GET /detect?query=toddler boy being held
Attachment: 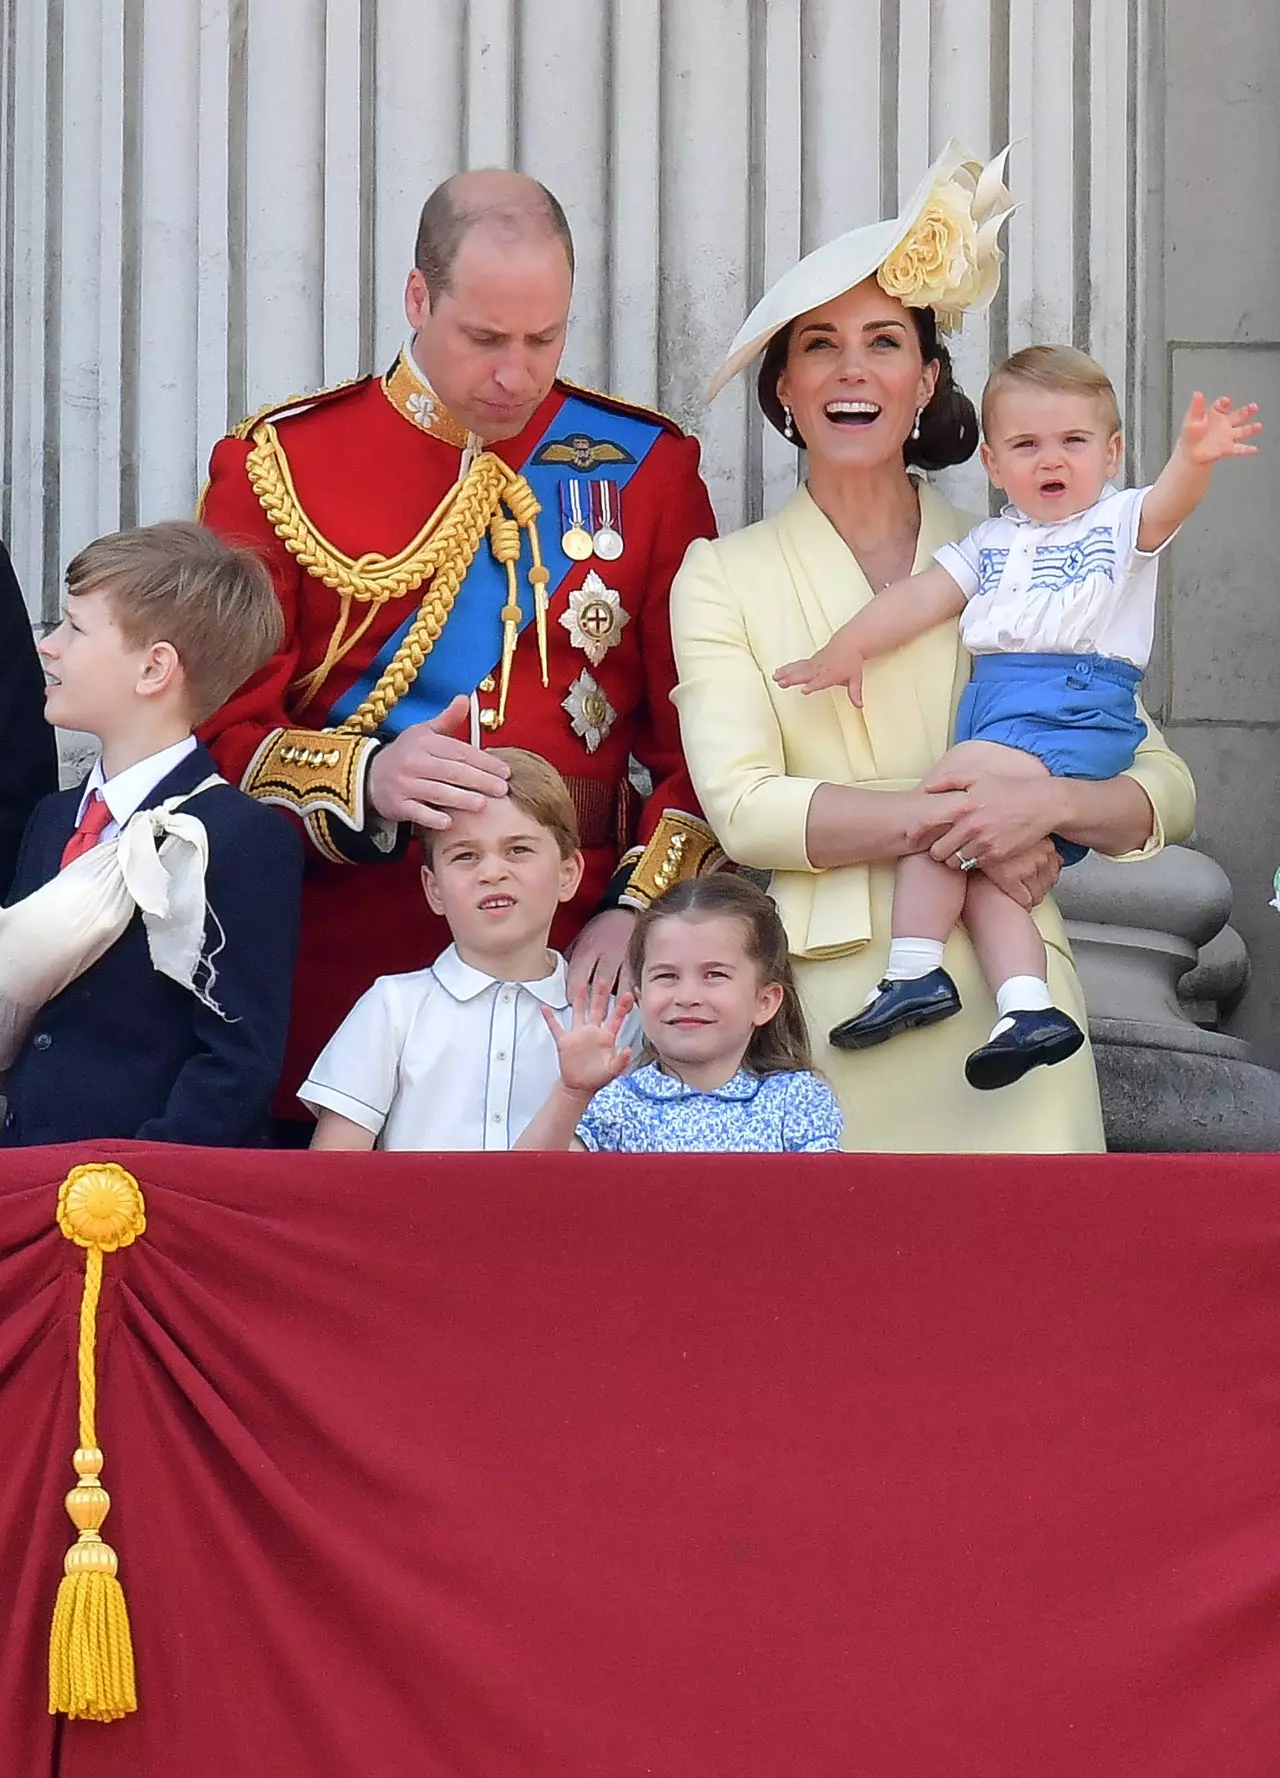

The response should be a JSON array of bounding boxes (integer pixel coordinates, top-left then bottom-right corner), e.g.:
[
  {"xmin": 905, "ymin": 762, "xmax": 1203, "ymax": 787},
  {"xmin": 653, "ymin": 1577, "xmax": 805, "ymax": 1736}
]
[
  {"xmin": 2, "ymin": 522, "xmax": 302, "ymax": 1145},
  {"xmin": 777, "ymin": 346, "xmax": 1257, "ymax": 1089},
  {"xmin": 303, "ymin": 750, "xmax": 590, "ymax": 1151}
]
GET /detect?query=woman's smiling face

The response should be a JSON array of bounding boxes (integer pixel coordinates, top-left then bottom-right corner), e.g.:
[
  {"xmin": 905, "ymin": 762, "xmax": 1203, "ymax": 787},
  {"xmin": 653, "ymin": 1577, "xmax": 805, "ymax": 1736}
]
[{"xmin": 775, "ymin": 278, "xmax": 938, "ymax": 468}]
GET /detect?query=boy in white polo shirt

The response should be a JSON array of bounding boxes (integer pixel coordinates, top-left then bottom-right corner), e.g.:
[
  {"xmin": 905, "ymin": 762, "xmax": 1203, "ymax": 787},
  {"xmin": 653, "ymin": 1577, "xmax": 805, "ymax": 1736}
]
[
  {"xmin": 302, "ymin": 749, "xmax": 585, "ymax": 1150},
  {"xmin": 776, "ymin": 345, "xmax": 1260, "ymax": 1089}
]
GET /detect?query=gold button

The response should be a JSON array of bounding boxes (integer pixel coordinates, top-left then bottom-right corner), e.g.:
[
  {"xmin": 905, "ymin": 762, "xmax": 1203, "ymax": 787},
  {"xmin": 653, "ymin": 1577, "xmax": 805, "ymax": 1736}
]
[
  {"xmin": 479, "ymin": 708, "xmax": 501, "ymax": 730},
  {"xmin": 478, "ymin": 675, "xmax": 496, "ymax": 693}
]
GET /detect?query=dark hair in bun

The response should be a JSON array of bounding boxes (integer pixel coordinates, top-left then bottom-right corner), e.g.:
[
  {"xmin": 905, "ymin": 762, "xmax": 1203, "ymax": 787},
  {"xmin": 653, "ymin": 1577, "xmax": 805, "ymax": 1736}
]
[
  {"xmin": 903, "ymin": 307, "xmax": 979, "ymax": 471},
  {"xmin": 757, "ymin": 303, "xmax": 978, "ymax": 471}
]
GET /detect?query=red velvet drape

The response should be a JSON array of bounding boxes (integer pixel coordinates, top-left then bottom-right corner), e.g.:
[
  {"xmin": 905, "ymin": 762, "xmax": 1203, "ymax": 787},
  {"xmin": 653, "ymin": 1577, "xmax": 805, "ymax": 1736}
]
[{"xmin": 2, "ymin": 1144, "xmax": 1279, "ymax": 1777}]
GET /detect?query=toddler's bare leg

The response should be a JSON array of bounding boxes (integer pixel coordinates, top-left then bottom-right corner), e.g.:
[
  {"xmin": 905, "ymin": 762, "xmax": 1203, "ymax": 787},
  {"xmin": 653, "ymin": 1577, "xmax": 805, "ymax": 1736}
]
[
  {"xmin": 945, "ymin": 740, "xmax": 1055, "ymax": 1020},
  {"xmin": 921, "ymin": 735, "xmax": 1053, "ymax": 795},
  {"xmin": 891, "ymin": 849, "xmax": 968, "ymax": 942},
  {"xmin": 962, "ymin": 871, "xmax": 1047, "ymax": 987},
  {"xmin": 894, "ymin": 737, "xmax": 1050, "ymax": 943},
  {"xmin": 920, "ymin": 739, "xmax": 1087, "ymax": 1087}
]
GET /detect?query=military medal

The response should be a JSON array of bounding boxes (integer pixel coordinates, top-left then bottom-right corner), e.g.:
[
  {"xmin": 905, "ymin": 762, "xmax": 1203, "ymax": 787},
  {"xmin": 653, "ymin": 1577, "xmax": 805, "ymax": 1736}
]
[
  {"xmin": 562, "ymin": 669, "xmax": 616, "ymax": 754},
  {"xmin": 560, "ymin": 570, "xmax": 629, "ymax": 666},
  {"xmin": 558, "ymin": 480, "xmax": 594, "ymax": 561},
  {"xmin": 591, "ymin": 481, "xmax": 624, "ymax": 561}
]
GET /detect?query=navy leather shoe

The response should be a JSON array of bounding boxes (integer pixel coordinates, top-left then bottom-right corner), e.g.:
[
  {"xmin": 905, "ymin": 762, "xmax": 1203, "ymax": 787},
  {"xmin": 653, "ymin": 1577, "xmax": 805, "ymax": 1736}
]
[
  {"xmin": 828, "ymin": 968, "xmax": 962, "ymax": 1051},
  {"xmin": 964, "ymin": 1007, "xmax": 1085, "ymax": 1091}
]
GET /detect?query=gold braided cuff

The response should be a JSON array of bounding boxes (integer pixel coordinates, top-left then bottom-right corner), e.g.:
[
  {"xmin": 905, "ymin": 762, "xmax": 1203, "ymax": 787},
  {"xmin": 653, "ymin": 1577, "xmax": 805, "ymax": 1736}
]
[
  {"xmin": 241, "ymin": 727, "xmax": 380, "ymax": 855},
  {"xmin": 618, "ymin": 813, "xmax": 726, "ymax": 911}
]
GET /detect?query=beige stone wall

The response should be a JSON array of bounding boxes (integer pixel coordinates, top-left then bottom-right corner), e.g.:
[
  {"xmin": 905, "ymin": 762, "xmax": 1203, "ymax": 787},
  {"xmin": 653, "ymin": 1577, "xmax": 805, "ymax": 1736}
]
[{"xmin": 1144, "ymin": 2, "xmax": 1280, "ymax": 1064}]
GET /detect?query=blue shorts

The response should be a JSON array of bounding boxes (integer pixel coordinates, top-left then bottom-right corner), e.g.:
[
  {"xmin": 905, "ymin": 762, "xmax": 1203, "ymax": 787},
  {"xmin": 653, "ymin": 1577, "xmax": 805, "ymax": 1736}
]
[{"xmin": 954, "ymin": 652, "xmax": 1145, "ymax": 865}]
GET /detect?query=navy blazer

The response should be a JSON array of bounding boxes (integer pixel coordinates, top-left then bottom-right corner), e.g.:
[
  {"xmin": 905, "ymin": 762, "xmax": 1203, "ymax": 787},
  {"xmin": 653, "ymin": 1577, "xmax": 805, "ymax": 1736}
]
[{"xmin": 2, "ymin": 743, "xmax": 302, "ymax": 1146}]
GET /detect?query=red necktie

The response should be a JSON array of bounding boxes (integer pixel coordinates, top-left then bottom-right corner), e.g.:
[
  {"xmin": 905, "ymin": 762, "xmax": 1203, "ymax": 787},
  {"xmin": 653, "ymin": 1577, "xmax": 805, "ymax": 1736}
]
[{"xmin": 60, "ymin": 790, "xmax": 113, "ymax": 869}]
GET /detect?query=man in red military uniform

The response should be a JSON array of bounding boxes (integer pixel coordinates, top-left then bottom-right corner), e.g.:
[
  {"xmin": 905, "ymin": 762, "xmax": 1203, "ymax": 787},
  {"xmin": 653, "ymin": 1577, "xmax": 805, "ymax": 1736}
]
[{"xmin": 200, "ymin": 170, "xmax": 721, "ymax": 1128}]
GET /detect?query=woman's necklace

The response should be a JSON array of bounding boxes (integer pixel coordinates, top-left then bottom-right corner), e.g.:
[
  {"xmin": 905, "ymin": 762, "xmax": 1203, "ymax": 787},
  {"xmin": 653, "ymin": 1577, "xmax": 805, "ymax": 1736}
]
[
  {"xmin": 807, "ymin": 474, "xmax": 921, "ymax": 593},
  {"xmin": 854, "ymin": 538, "xmax": 916, "ymax": 594}
]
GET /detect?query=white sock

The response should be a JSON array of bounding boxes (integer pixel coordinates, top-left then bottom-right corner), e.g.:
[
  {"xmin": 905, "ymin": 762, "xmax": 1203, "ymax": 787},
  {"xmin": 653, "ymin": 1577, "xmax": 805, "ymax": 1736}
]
[
  {"xmin": 882, "ymin": 938, "xmax": 947, "ymax": 982},
  {"xmin": 987, "ymin": 974, "xmax": 1054, "ymax": 1042}
]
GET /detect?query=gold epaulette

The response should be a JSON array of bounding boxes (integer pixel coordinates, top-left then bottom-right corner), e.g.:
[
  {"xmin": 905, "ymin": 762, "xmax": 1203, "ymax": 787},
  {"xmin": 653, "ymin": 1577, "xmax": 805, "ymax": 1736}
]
[
  {"xmin": 241, "ymin": 726, "xmax": 383, "ymax": 862},
  {"xmin": 555, "ymin": 377, "xmax": 689, "ymax": 440},
  {"xmin": 619, "ymin": 812, "xmax": 726, "ymax": 910},
  {"xmin": 230, "ymin": 375, "xmax": 372, "ymax": 441}
]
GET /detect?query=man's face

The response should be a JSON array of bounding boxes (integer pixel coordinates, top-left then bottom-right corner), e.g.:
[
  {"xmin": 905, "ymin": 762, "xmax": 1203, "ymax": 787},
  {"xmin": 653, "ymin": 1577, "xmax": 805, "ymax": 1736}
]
[{"xmin": 406, "ymin": 229, "xmax": 572, "ymax": 441}]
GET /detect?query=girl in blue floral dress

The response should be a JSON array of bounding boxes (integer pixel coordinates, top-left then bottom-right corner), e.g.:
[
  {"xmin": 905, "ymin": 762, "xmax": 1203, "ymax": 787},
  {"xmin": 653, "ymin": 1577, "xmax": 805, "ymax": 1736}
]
[{"xmin": 516, "ymin": 876, "xmax": 843, "ymax": 1153}]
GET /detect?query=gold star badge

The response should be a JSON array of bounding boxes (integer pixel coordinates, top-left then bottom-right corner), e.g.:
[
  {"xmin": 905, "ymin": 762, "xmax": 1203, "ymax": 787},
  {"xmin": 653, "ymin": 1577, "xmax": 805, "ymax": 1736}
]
[
  {"xmin": 562, "ymin": 670, "xmax": 617, "ymax": 754},
  {"xmin": 559, "ymin": 570, "xmax": 629, "ymax": 667}
]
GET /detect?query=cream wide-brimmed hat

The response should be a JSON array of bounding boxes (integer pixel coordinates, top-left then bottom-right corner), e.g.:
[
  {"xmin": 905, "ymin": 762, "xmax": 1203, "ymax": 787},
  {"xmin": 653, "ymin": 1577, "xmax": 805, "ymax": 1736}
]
[{"xmin": 706, "ymin": 141, "xmax": 1015, "ymax": 404}]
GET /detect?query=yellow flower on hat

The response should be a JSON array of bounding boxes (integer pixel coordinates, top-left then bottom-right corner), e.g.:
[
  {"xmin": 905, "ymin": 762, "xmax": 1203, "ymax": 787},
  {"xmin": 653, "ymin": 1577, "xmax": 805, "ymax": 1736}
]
[
  {"xmin": 878, "ymin": 185, "xmax": 976, "ymax": 306},
  {"xmin": 877, "ymin": 148, "xmax": 1015, "ymax": 334}
]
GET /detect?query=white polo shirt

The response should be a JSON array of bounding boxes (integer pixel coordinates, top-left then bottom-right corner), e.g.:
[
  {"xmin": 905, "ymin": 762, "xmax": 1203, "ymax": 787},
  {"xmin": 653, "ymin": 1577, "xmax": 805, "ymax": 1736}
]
[
  {"xmin": 299, "ymin": 944, "xmax": 573, "ymax": 1151},
  {"xmin": 936, "ymin": 485, "xmax": 1176, "ymax": 669}
]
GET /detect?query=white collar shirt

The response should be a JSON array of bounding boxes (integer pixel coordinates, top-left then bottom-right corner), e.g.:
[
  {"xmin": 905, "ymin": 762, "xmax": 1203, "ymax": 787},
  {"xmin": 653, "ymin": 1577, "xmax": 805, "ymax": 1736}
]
[
  {"xmin": 298, "ymin": 943, "xmax": 574, "ymax": 1151},
  {"xmin": 934, "ymin": 484, "xmax": 1177, "ymax": 669},
  {"xmin": 74, "ymin": 735, "xmax": 199, "ymax": 845}
]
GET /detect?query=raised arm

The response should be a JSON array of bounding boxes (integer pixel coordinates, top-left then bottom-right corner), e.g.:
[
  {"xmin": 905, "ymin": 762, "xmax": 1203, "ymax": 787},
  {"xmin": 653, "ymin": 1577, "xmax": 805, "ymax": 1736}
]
[
  {"xmin": 1138, "ymin": 392, "xmax": 1261, "ymax": 553},
  {"xmin": 514, "ymin": 987, "xmax": 633, "ymax": 1152},
  {"xmin": 774, "ymin": 563, "xmax": 966, "ymax": 703}
]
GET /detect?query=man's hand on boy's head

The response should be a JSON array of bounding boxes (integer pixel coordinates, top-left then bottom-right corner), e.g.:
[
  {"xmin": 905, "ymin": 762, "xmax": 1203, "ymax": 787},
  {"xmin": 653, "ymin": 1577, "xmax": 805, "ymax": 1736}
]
[
  {"xmin": 367, "ymin": 694, "xmax": 511, "ymax": 829},
  {"xmin": 1179, "ymin": 391, "xmax": 1262, "ymax": 466}
]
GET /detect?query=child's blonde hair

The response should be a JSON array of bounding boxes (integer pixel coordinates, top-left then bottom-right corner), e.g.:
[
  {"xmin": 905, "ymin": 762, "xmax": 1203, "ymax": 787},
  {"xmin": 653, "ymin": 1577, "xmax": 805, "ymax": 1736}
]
[
  {"xmin": 65, "ymin": 521, "xmax": 282, "ymax": 723},
  {"xmin": 417, "ymin": 748, "xmax": 581, "ymax": 863},
  {"xmin": 982, "ymin": 345, "xmax": 1121, "ymax": 439},
  {"xmin": 625, "ymin": 875, "xmax": 814, "ymax": 1077}
]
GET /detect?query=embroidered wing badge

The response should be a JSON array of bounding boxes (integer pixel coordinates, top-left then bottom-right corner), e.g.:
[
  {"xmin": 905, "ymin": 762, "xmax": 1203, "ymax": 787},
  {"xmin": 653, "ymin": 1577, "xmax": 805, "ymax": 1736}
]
[{"xmin": 532, "ymin": 433, "xmax": 636, "ymax": 472}]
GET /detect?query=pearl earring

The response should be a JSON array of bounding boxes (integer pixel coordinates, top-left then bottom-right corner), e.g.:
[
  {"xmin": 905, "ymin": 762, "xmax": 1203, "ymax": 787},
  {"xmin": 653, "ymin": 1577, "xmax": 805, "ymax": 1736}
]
[
  {"xmin": 911, "ymin": 407, "xmax": 923, "ymax": 441},
  {"xmin": 782, "ymin": 405, "xmax": 795, "ymax": 442}
]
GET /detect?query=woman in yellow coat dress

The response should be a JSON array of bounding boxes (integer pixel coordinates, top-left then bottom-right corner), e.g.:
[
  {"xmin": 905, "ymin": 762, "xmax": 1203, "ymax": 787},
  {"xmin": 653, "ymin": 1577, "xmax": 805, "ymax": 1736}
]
[{"xmin": 670, "ymin": 145, "xmax": 1195, "ymax": 1152}]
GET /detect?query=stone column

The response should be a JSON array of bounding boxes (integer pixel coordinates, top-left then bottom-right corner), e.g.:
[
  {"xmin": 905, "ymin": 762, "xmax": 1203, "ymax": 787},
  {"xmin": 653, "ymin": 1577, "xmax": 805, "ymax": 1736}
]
[{"xmin": 1055, "ymin": 848, "xmax": 1280, "ymax": 1151}]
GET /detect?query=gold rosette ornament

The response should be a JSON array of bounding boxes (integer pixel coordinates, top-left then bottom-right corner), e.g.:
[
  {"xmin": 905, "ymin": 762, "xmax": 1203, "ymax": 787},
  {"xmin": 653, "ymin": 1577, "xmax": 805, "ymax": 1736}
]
[
  {"xmin": 48, "ymin": 1163, "xmax": 147, "ymax": 1722},
  {"xmin": 876, "ymin": 144, "xmax": 1015, "ymax": 333}
]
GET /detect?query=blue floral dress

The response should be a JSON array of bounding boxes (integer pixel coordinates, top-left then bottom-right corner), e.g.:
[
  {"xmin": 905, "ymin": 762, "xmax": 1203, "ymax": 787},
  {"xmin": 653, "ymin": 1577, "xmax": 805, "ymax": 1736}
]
[{"xmin": 575, "ymin": 1063, "xmax": 843, "ymax": 1154}]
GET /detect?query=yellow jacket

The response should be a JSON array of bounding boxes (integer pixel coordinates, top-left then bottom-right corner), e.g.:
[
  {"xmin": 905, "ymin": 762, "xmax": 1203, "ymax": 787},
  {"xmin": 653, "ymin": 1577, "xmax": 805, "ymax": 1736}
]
[{"xmin": 670, "ymin": 481, "xmax": 1196, "ymax": 1152}]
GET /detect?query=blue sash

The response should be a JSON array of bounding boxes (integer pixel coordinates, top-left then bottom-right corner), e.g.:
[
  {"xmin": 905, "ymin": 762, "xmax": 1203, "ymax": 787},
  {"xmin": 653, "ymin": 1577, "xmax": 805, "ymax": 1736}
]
[{"xmin": 327, "ymin": 394, "xmax": 664, "ymax": 737}]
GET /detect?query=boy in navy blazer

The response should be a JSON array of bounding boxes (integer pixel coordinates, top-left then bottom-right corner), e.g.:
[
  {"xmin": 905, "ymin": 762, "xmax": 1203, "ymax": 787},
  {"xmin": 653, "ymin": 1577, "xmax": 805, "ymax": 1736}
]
[{"xmin": 2, "ymin": 522, "xmax": 302, "ymax": 1146}]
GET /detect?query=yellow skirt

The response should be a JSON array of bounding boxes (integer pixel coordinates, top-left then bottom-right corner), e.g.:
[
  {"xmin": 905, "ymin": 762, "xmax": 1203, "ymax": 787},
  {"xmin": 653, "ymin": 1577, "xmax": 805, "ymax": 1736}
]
[{"xmin": 789, "ymin": 870, "xmax": 1105, "ymax": 1155}]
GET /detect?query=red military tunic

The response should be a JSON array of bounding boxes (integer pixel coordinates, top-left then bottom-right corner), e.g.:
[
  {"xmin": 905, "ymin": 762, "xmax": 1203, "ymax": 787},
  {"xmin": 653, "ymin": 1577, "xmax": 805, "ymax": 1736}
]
[{"xmin": 199, "ymin": 356, "xmax": 720, "ymax": 1107}]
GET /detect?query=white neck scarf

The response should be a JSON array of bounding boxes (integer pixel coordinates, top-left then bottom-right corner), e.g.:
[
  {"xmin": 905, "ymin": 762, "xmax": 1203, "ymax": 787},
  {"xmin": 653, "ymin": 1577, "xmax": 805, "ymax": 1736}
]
[{"xmin": 0, "ymin": 776, "xmax": 228, "ymax": 1069}]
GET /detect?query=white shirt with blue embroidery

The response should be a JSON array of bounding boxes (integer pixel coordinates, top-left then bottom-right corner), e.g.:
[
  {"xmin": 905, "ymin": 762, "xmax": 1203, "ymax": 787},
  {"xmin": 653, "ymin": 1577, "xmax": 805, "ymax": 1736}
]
[
  {"xmin": 300, "ymin": 944, "xmax": 572, "ymax": 1151},
  {"xmin": 575, "ymin": 1063, "xmax": 844, "ymax": 1154},
  {"xmin": 934, "ymin": 485, "xmax": 1177, "ymax": 669}
]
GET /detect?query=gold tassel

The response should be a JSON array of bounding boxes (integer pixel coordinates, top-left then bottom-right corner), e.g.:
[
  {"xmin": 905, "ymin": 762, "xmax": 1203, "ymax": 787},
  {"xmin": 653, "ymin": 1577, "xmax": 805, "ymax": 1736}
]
[
  {"xmin": 48, "ymin": 1163, "xmax": 147, "ymax": 1722},
  {"xmin": 489, "ymin": 515, "xmax": 524, "ymax": 728},
  {"xmin": 500, "ymin": 473, "xmax": 550, "ymax": 688}
]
